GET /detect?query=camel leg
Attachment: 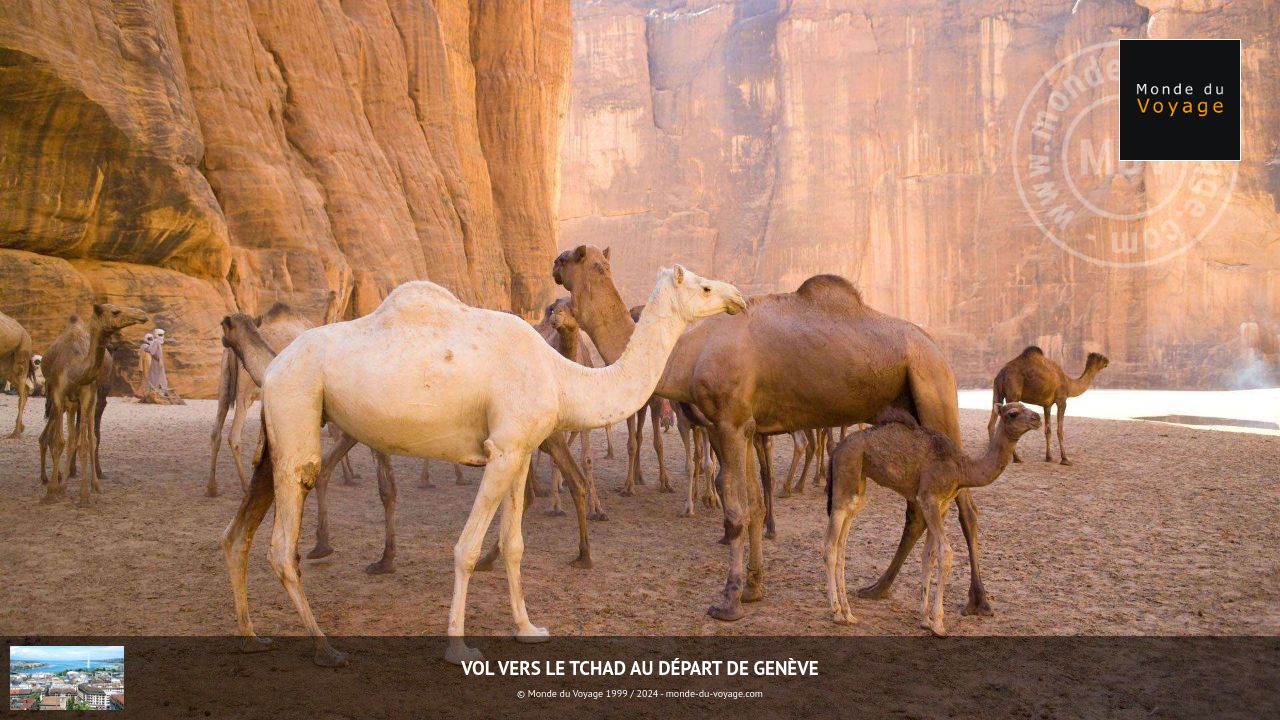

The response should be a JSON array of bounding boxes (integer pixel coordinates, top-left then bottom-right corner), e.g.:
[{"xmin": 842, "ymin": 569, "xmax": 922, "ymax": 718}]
[
  {"xmin": 779, "ymin": 432, "xmax": 802, "ymax": 497},
  {"xmin": 221, "ymin": 432, "xmax": 276, "ymax": 653},
  {"xmin": 1042, "ymin": 404, "xmax": 1053, "ymax": 462},
  {"xmin": 269, "ymin": 467, "xmax": 346, "ymax": 667},
  {"xmin": 207, "ymin": 353, "xmax": 236, "ymax": 497},
  {"xmin": 66, "ymin": 405, "xmax": 79, "ymax": 479},
  {"xmin": 919, "ymin": 499, "xmax": 952, "ymax": 636},
  {"xmin": 545, "ymin": 433, "xmax": 595, "ymax": 565},
  {"xmin": 307, "ymin": 432, "xmax": 357, "ymax": 560},
  {"xmin": 918, "ymin": 525, "xmax": 936, "ymax": 629},
  {"xmin": 419, "ymin": 460, "xmax": 435, "ymax": 488},
  {"xmin": 796, "ymin": 429, "xmax": 816, "ymax": 493},
  {"xmin": 680, "ymin": 421, "xmax": 697, "ymax": 517},
  {"xmin": 1057, "ymin": 402, "xmax": 1071, "ymax": 465},
  {"xmin": 956, "ymin": 489, "xmax": 992, "ymax": 616},
  {"xmin": 707, "ymin": 420, "xmax": 761, "ymax": 621},
  {"xmin": 42, "ymin": 406, "xmax": 67, "ymax": 503},
  {"xmin": 858, "ymin": 501, "xmax": 925, "ymax": 599},
  {"xmin": 753, "ymin": 434, "xmax": 776, "ymax": 539},
  {"xmin": 339, "ymin": 454, "xmax": 357, "ymax": 485},
  {"xmin": 579, "ymin": 428, "xmax": 605, "ymax": 521},
  {"xmin": 498, "ymin": 452, "xmax": 548, "ymax": 643},
  {"xmin": 603, "ymin": 423, "xmax": 615, "ymax": 459},
  {"xmin": 826, "ymin": 444, "xmax": 866, "ymax": 624},
  {"xmin": 454, "ymin": 463, "xmax": 468, "ymax": 485},
  {"xmin": 7, "ymin": 354, "xmax": 29, "ymax": 438},
  {"xmin": 365, "ymin": 450, "xmax": 397, "ymax": 574},
  {"xmin": 227, "ymin": 386, "xmax": 255, "ymax": 494},
  {"xmin": 546, "ymin": 445, "xmax": 566, "ymax": 516},
  {"xmin": 75, "ymin": 391, "xmax": 97, "ymax": 506},
  {"xmin": 699, "ymin": 428, "xmax": 721, "ymax": 510},
  {"xmin": 814, "ymin": 430, "xmax": 829, "ymax": 489},
  {"xmin": 622, "ymin": 413, "xmax": 641, "ymax": 495},
  {"xmin": 652, "ymin": 402, "xmax": 673, "ymax": 492},
  {"xmin": 39, "ymin": 414, "xmax": 52, "ymax": 485},
  {"xmin": 447, "ymin": 441, "xmax": 528, "ymax": 664},
  {"xmin": 92, "ymin": 392, "xmax": 106, "ymax": 484}
]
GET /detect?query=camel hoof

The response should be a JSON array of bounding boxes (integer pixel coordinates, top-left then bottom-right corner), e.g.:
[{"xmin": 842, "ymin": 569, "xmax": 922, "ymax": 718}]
[
  {"xmin": 39, "ymin": 493, "xmax": 62, "ymax": 505},
  {"xmin": 833, "ymin": 611, "xmax": 856, "ymax": 626},
  {"xmin": 75, "ymin": 497, "xmax": 93, "ymax": 509},
  {"xmin": 5, "ymin": 431, "xmax": 21, "ymax": 440},
  {"xmin": 618, "ymin": 488, "xmax": 634, "ymax": 497},
  {"xmin": 707, "ymin": 602, "xmax": 745, "ymax": 622},
  {"xmin": 962, "ymin": 598, "xmax": 994, "ymax": 617},
  {"xmin": 1012, "ymin": 456, "xmax": 1023, "ymax": 464},
  {"xmin": 455, "ymin": 478, "xmax": 473, "ymax": 486},
  {"xmin": 658, "ymin": 484, "xmax": 675, "ymax": 494},
  {"xmin": 569, "ymin": 555, "xmax": 592, "ymax": 570},
  {"xmin": 588, "ymin": 512, "xmax": 609, "ymax": 522},
  {"xmin": 314, "ymin": 647, "xmax": 349, "ymax": 667},
  {"xmin": 205, "ymin": 488, "xmax": 219, "ymax": 498},
  {"xmin": 764, "ymin": 529, "xmax": 776, "ymax": 540},
  {"xmin": 776, "ymin": 490, "xmax": 791, "ymax": 499},
  {"xmin": 545, "ymin": 509, "xmax": 567, "ymax": 517},
  {"xmin": 741, "ymin": 585, "xmax": 763, "ymax": 603},
  {"xmin": 307, "ymin": 544, "xmax": 334, "ymax": 560},
  {"xmin": 928, "ymin": 623, "xmax": 948, "ymax": 638},
  {"xmin": 678, "ymin": 508, "xmax": 695, "ymax": 518},
  {"xmin": 532, "ymin": 486, "xmax": 550, "ymax": 498},
  {"xmin": 444, "ymin": 644, "xmax": 483, "ymax": 665},
  {"xmin": 420, "ymin": 482, "xmax": 437, "ymax": 489},
  {"xmin": 857, "ymin": 584, "xmax": 890, "ymax": 600},
  {"xmin": 240, "ymin": 636, "xmax": 273, "ymax": 654},
  {"xmin": 1060, "ymin": 459, "xmax": 1073, "ymax": 466},
  {"xmin": 717, "ymin": 534, "xmax": 730, "ymax": 545},
  {"xmin": 365, "ymin": 559, "xmax": 395, "ymax": 575},
  {"xmin": 515, "ymin": 626, "xmax": 550, "ymax": 643}
]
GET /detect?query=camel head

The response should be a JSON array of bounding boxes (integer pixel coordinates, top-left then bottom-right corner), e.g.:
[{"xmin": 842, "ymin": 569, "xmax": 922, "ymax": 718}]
[
  {"xmin": 93, "ymin": 303, "xmax": 147, "ymax": 333},
  {"xmin": 552, "ymin": 244, "xmax": 613, "ymax": 295},
  {"xmin": 993, "ymin": 402, "xmax": 1041, "ymax": 439},
  {"xmin": 545, "ymin": 298, "xmax": 578, "ymax": 335},
  {"xmin": 220, "ymin": 313, "xmax": 258, "ymax": 349},
  {"xmin": 662, "ymin": 265, "xmax": 746, "ymax": 320},
  {"xmin": 1085, "ymin": 352, "xmax": 1110, "ymax": 372}
]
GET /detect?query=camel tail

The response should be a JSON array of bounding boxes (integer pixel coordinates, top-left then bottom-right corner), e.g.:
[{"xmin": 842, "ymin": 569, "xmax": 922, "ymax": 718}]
[{"xmin": 825, "ymin": 447, "xmax": 836, "ymax": 516}]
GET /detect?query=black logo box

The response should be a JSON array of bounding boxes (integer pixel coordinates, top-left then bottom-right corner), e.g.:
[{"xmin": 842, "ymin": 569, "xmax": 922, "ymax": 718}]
[{"xmin": 1119, "ymin": 38, "xmax": 1241, "ymax": 162}]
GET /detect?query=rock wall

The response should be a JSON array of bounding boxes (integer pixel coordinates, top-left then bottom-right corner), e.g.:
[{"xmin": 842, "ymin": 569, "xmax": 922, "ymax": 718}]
[
  {"xmin": 0, "ymin": 0, "xmax": 571, "ymax": 397},
  {"xmin": 560, "ymin": 0, "xmax": 1280, "ymax": 388}
]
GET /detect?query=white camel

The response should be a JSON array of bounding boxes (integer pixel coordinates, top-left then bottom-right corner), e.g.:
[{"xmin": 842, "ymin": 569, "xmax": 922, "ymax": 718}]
[{"xmin": 222, "ymin": 266, "xmax": 745, "ymax": 666}]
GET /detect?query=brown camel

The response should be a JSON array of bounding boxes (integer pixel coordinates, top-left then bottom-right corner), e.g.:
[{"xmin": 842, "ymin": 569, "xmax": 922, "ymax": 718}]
[
  {"xmin": 554, "ymin": 245, "xmax": 986, "ymax": 622},
  {"xmin": 0, "ymin": 310, "xmax": 34, "ymax": 439},
  {"xmin": 418, "ymin": 460, "xmax": 466, "ymax": 488},
  {"xmin": 39, "ymin": 305, "xmax": 147, "ymax": 504},
  {"xmin": 538, "ymin": 298, "xmax": 606, "ymax": 520},
  {"xmin": 826, "ymin": 404, "xmax": 1040, "ymax": 635},
  {"xmin": 219, "ymin": 313, "xmax": 401, "ymax": 574},
  {"xmin": 208, "ymin": 302, "xmax": 320, "ymax": 496},
  {"xmin": 989, "ymin": 346, "xmax": 1109, "ymax": 465}
]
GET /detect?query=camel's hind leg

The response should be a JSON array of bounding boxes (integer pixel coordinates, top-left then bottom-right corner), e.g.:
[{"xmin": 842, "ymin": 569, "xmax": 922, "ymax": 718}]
[
  {"xmin": 753, "ymin": 434, "xmax": 776, "ymax": 538},
  {"xmin": 918, "ymin": 497, "xmax": 952, "ymax": 636},
  {"xmin": 365, "ymin": 450, "xmax": 397, "ymax": 575},
  {"xmin": 227, "ymin": 383, "xmax": 257, "ymax": 493},
  {"xmin": 308, "ymin": 431, "xmax": 358, "ymax": 560},
  {"xmin": 7, "ymin": 349, "xmax": 30, "ymax": 438},
  {"xmin": 858, "ymin": 501, "xmax": 925, "ymax": 599},
  {"xmin": 419, "ymin": 460, "xmax": 435, "ymax": 488},
  {"xmin": 1042, "ymin": 404, "xmax": 1053, "ymax": 462},
  {"xmin": 447, "ymin": 440, "xmax": 532, "ymax": 664},
  {"xmin": 221, "ymin": 428, "xmax": 276, "ymax": 653},
  {"xmin": 41, "ymin": 404, "xmax": 68, "ymax": 503},
  {"xmin": 207, "ymin": 350, "xmax": 236, "ymax": 497},
  {"xmin": 1056, "ymin": 401, "xmax": 1071, "ymax": 465},
  {"xmin": 679, "ymin": 418, "xmax": 697, "ymax": 517}
]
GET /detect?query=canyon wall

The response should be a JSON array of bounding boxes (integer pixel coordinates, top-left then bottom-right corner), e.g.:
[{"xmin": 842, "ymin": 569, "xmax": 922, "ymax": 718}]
[
  {"xmin": 560, "ymin": 0, "xmax": 1280, "ymax": 388},
  {"xmin": 0, "ymin": 0, "xmax": 571, "ymax": 397}
]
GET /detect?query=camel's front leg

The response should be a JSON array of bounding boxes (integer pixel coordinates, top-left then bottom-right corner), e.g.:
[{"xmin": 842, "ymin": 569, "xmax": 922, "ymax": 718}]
[
  {"xmin": 307, "ymin": 431, "xmax": 357, "ymax": 560},
  {"xmin": 1056, "ymin": 402, "xmax": 1071, "ymax": 465},
  {"xmin": 1042, "ymin": 404, "xmax": 1054, "ymax": 462},
  {"xmin": 796, "ymin": 429, "xmax": 816, "ymax": 493},
  {"xmin": 366, "ymin": 450, "xmax": 397, "ymax": 574},
  {"xmin": 207, "ymin": 365, "xmax": 234, "ymax": 497},
  {"xmin": 622, "ymin": 412, "xmax": 640, "ymax": 495},
  {"xmin": 41, "ymin": 408, "xmax": 68, "ymax": 502},
  {"xmin": 498, "ymin": 452, "xmax": 548, "ymax": 643},
  {"xmin": 753, "ymin": 434, "xmax": 776, "ymax": 538},
  {"xmin": 75, "ymin": 391, "xmax": 97, "ymax": 506},
  {"xmin": 955, "ymin": 489, "xmax": 991, "ymax": 616},
  {"xmin": 542, "ymin": 433, "xmax": 595, "ymax": 566},
  {"xmin": 680, "ymin": 421, "xmax": 697, "ymax": 517},
  {"xmin": 447, "ymin": 442, "xmax": 525, "ymax": 664},
  {"xmin": 652, "ymin": 402, "xmax": 673, "ymax": 492},
  {"xmin": 707, "ymin": 421, "xmax": 761, "ymax": 621},
  {"xmin": 825, "ymin": 451, "xmax": 866, "ymax": 624},
  {"xmin": 268, "ymin": 462, "xmax": 346, "ymax": 667},
  {"xmin": 419, "ymin": 460, "xmax": 435, "ymax": 488},
  {"xmin": 918, "ymin": 497, "xmax": 952, "ymax": 637},
  {"xmin": 8, "ymin": 358, "xmax": 28, "ymax": 438}
]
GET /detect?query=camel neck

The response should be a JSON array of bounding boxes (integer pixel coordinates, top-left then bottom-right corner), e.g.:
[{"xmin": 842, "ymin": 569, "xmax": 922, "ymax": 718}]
[
  {"xmin": 572, "ymin": 282, "xmax": 634, "ymax": 365},
  {"xmin": 556, "ymin": 328, "xmax": 579, "ymax": 361},
  {"xmin": 1067, "ymin": 364, "xmax": 1102, "ymax": 398},
  {"xmin": 557, "ymin": 278, "xmax": 686, "ymax": 431},
  {"xmin": 231, "ymin": 330, "xmax": 278, "ymax": 386},
  {"xmin": 963, "ymin": 428, "xmax": 1019, "ymax": 488},
  {"xmin": 83, "ymin": 322, "xmax": 107, "ymax": 385}
]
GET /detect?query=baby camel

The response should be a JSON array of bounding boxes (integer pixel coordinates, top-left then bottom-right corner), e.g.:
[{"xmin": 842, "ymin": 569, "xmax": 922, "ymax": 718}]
[
  {"xmin": 223, "ymin": 267, "xmax": 744, "ymax": 667},
  {"xmin": 825, "ymin": 403, "xmax": 1041, "ymax": 636}
]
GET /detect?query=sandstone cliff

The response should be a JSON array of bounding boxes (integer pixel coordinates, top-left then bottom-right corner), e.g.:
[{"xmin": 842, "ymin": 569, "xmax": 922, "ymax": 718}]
[
  {"xmin": 560, "ymin": 0, "xmax": 1280, "ymax": 388},
  {"xmin": 0, "ymin": 0, "xmax": 570, "ymax": 397}
]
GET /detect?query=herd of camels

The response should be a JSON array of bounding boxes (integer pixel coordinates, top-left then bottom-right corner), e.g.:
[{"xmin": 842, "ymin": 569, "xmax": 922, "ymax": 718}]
[{"xmin": 0, "ymin": 244, "xmax": 1113, "ymax": 665}]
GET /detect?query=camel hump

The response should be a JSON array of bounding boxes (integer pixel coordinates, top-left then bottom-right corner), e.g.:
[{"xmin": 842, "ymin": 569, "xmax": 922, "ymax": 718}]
[
  {"xmin": 1019, "ymin": 345, "xmax": 1044, "ymax": 358},
  {"xmin": 378, "ymin": 281, "xmax": 464, "ymax": 318},
  {"xmin": 873, "ymin": 407, "xmax": 919, "ymax": 428},
  {"xmin": 796, "ymin": 275, "xmax": 865, "ymax": 306},
  {"xmin": 258, "ymin": 302, "xmax": 295, "ymax": 323}
]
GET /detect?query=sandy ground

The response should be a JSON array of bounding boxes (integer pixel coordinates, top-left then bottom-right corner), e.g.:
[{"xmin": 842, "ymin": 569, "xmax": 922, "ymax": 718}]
[{"xmin": 0, "ymin": 394, "xmax": 1277, "ymax": 639}]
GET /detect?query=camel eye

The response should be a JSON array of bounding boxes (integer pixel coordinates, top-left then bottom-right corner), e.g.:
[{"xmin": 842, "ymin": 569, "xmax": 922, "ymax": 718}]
[
  {"xmin": 702, "ymin": 286, "xmax": 710, "ymax": 293},
  {"xmin": 112, "ymin": 310, "xmax": 120, "ymax": 316}
]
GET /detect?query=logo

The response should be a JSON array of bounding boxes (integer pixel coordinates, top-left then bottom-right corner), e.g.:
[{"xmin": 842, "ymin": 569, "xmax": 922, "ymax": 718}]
[
  {"xmin": 1119, "ymin": 39, "xmax": 1240, "ymax": 161},
  {"xmin": 1013, "ymin": 40, "xmax": 1238, "ymax": 268}
]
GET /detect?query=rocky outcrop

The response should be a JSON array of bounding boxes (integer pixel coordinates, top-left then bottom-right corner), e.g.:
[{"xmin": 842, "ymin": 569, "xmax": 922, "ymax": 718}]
[
  {"xmin": 0, "ymin": 0, "xmax": 571, "ymax": 397},
  {"xmin": 560, "ymin": 0, "xmax": 1280, "ymax": 388}
]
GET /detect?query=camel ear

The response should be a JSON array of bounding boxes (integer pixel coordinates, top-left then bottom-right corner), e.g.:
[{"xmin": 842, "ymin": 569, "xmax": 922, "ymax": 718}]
[
  {"xmin": 603, "ymin": 246, "xmax": 611, "ymax": 260},
  {"xmin": 93, "ymin": 304, "xmax": 105, "ymax": 317},
  {"xmin": 573, "ymin": 245, "xmax": 587, "ymax": 262},
  {"xmin": 673, "ymin": 265, "xmax": 686, "ymax": 284}
]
